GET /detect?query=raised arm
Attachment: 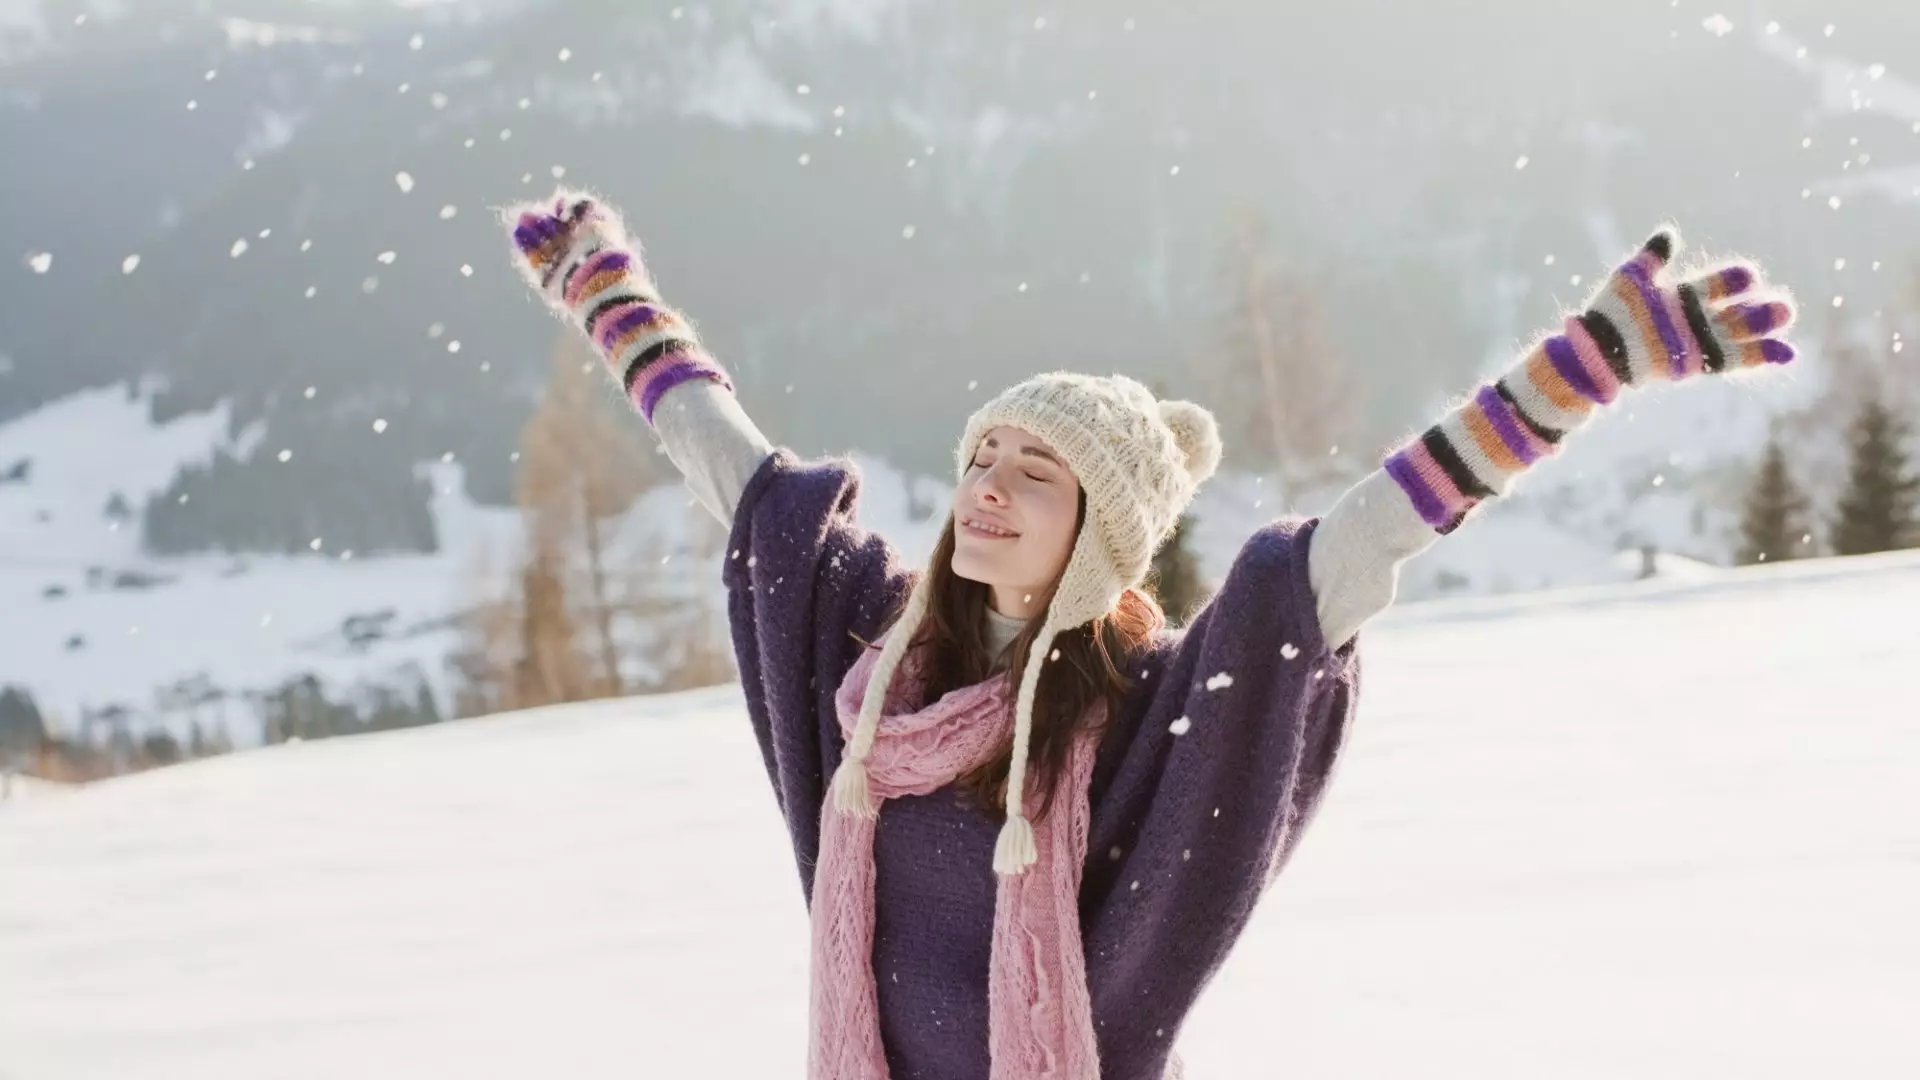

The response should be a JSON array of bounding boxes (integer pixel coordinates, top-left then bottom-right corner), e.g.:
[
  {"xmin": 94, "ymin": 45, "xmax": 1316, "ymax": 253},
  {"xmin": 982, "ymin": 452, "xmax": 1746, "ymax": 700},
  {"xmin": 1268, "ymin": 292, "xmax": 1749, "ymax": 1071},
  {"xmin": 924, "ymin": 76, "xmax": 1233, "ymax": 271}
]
[
  {"xmin": 507, "ymin": 190, "xmax": 774, "ymax": 528},
  {"xmin": 1308, "ymin": 226, "xmax": 1800, "ymax": 647}
]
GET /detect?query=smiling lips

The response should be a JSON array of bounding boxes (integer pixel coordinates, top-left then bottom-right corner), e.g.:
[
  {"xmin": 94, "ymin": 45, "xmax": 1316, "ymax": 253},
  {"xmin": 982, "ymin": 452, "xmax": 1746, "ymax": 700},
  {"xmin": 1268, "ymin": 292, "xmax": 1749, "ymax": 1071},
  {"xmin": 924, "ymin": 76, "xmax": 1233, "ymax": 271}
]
[{"xmin": 961, "ymin": 516, "xmax": 1021, "ymax": 539}]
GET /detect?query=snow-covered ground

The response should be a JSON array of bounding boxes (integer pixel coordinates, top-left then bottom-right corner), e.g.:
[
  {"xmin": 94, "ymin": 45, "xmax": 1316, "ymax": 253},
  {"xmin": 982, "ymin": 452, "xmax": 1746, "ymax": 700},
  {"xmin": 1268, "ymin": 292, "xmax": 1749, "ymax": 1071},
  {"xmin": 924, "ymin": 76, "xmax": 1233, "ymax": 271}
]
[{"xmin": 4, "ymin": 547, "xmax": 1916, "ymax": 1079}]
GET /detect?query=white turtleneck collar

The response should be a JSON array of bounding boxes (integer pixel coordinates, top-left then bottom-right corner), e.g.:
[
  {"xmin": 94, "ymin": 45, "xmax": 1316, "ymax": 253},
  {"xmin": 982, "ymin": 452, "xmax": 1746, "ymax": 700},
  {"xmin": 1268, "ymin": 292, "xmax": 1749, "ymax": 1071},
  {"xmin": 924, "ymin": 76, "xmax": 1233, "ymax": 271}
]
[{"xmin": 983, "ymin": 604, "xmax": 1029, "ymax": 667}]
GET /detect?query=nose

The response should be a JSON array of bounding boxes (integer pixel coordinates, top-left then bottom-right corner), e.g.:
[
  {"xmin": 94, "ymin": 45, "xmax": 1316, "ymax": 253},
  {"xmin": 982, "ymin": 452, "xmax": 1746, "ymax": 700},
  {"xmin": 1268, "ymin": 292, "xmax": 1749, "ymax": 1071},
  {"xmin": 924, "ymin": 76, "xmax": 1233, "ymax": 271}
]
[{"xmin": 974, "ymin": 465, "xmax": 1010, "ymax": 506}]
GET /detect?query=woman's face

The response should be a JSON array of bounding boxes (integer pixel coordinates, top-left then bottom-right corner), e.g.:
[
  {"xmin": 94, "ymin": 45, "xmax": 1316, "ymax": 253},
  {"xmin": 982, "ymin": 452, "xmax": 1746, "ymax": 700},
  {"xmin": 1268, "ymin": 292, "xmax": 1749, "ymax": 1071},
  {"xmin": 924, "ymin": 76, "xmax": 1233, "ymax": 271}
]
[{"xmin": 950, "ymin": 426, "xmax": 1082, "ymax": 618}]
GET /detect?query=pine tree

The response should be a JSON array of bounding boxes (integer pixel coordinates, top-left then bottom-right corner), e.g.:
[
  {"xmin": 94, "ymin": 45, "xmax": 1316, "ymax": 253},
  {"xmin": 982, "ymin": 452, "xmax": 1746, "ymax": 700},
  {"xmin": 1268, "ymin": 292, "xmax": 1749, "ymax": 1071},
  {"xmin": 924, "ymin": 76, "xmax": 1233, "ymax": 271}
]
[
  {"xmin": 1736, "ymin": 436, "xmax": 1811, "ymax": 565},
  {"xmin": 1148, "ymin": 513, "xmax": 1209, "ymax": 627},
  {"xmin": 1831, "ymin": 393, "xmax": 1920, "ymax": 556}
]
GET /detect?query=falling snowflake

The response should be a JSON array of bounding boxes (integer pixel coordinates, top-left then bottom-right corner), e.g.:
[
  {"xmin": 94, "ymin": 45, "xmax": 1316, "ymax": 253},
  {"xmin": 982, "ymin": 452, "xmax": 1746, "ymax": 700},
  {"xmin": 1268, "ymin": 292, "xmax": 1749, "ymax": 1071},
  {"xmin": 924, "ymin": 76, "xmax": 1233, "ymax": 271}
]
[
  {"xmin": 1108, "ymin": 846, "xmax": 1123, "ymax": 860},
  {"xmin": 229, "ymin": 239, "xmax": 249, "ymax": 258},
  {"xmin": 797, "ymin": 153, "xmax": 811, "ymax": 165},
  {"xmin": 1514, "ymin": 154, "xmax": 1530, "ymax": 170},
  {"xmin": 362, "ymin": 276, "xmax": 379, "ymax": 293},
  {"xmin": 1833, "ymin": 296, "xmax": 1845, "ymax": 308},
  {"xmin": 796, "ymin": 84, "xmax": 810, "ymax": 95},
  {"xmin": 1169, "ymin": 165, "xmax": 1180, "ymax": 176},
  {"xmin": 258, "ymin": 228, "xmax": 271, "ymax": 239},
  {"xmin": 309, "ymin": 537, "xmax": 323, "ymax": 551},
  {"xmin": 121, "ymin": 254, "xmax": 140, "ymax": 274},
  {"xmin": 1205, "ymin": 671, "xmax": 1234, "ymax": 691},
  {"xmin": 1835, "ymin": 258, "xmax": 1847, "ymax": 270},
  {"xmin": 901, "ymin": 224, "xmax": 916, "ymax": 239},
  {"xmin": 300, "ymin": 239, "xmax": 313, "ymax": 252},
  {"xmin": 1017, "ymin": 282, "xmax": 1028, "ymax": 292},
  {"xmin": 1050, "ymin": 648, "xmax": 1061, "ymax": 661},
  {"xmin": 277, "ymin": 449, "xmax": 292, "ymax": 462},
  {"xmin": 447, "ymin": 340, "xmax": 461, "ymax": 353},
  {"xmin": 428, "ymin": 322, "xmax": 446, "ymax": 339},
  {"xmin": 1280, "ymin": 642, "xmax": 1299, "ymax": 660},
  {"xmin": 1169, "ymin": 716, "xmax": 1192, "ymax": 736},
  {"xmin": 441, "ymin": 452, "xmax": 455, "ymax": 463},
  {"xmin": 372, "ymin": 418, "xmax": 388, "ymax": 433},
  {"xmin": 395, "ymin": 172, "xmax": 415, "ymax": 194},
  {"xmin": 1701, "ymin": 14, "xmax": 1733, "ymax": 36},
  {"xmin": 1652, "ymin": 474, "xmax": 1665, "ymax": 487},
  {"xmin": 24, "ymin": 251, "xmax": 52, "ymax": 274},
  {"xmin": 1824, "ymin": 23, "xmax": 1835, "ymax": 37},
  {"xmin": 459, "ymin": 264, "xmax": 473, "ymax": 277},
  {"xmin": 439, "ymin": 204, "xmax": 457, "ymax": 220},
  {"xmin": 303, "ymin": 386, "xmax": 316, "ymax": 399},
  {"xmin": 304, "ymin": 286, "xmax": 316, "ymax": 298},
  {"xmin": 1828, "ymin": 195, "xmax": 1842, "ymax": 210},
  {"xmin": 968, "ymin": 379, "xmax": 979, "ymax": 390},
  {"xmin": 409, "ymin": 33, "xmax": 424, "ymax": 51},
  {"xmin": 557, "ymin": 47, "xmax": 572, "ymax": 62},
  {"xmin": 499, "ymin": 128, "xmax": 512, "ymax": 141},
  {"xmin": 260, "ymin": 614, "xmax": 272, "ymax": 628},
  {"xmin": 430, "ymin": 92, "xmax": 448, "ymax": 110},
  {"xmin": 187, "ymin": 100, "xmax": 197, "ymax": 111},
  {"xmin": 377, "ymin": 251, "xmax": 397, "ymax": 265}
]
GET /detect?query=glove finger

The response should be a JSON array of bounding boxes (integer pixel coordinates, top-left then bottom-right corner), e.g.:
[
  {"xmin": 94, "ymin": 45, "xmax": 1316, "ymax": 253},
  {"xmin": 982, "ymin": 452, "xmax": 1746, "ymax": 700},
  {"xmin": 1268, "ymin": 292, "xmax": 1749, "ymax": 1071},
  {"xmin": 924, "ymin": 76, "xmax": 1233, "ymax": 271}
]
[
  {"xmin": 1683, "ymin": 260, "xmax": 1761, "ymax": 304},
  {"xmin": 1715, "ymin": 298, "xmax": 1797, "ymax": 342},
  {"xmin": 1620, "ymin": 225, "xmax": 1682, "ymax": 279},
  {"xmin": 1732, "ymin": 338, "xmax": 1796, "ymax": 368}
]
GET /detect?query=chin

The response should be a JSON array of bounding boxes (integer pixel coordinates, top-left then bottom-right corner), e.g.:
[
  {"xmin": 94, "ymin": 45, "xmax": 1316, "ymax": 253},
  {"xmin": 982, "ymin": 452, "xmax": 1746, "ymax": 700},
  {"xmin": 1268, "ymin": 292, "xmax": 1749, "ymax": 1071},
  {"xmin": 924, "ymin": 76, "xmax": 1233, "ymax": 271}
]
[{"xmin": 949, "ymin": 549, "xmax": 990, "ymax": 584}]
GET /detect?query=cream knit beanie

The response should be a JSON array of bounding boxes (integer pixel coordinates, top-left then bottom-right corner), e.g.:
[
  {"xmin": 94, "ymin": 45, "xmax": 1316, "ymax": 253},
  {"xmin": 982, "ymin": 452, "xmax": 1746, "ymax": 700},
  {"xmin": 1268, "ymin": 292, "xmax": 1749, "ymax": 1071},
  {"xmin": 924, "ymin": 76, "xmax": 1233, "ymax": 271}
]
[{"xmin": 830, "ymin": 372, "xmax": 1223, "ymax": 874}]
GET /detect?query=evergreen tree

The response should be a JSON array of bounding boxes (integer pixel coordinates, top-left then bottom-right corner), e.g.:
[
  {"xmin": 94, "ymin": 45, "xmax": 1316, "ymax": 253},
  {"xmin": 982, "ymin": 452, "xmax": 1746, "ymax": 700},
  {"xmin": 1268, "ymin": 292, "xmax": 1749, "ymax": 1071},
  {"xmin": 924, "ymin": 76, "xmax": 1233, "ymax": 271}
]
[
  {"xmin": 1148, "ymin": 513, "xmax": 1209, "ymax": 627},
  {"xmin": 1736, "ymin": 436, "xmax": 1811, "ymax": 565},
  {"xmin": 1831, "ymin": 394, "xmax": 1920, "ymax": 556}
]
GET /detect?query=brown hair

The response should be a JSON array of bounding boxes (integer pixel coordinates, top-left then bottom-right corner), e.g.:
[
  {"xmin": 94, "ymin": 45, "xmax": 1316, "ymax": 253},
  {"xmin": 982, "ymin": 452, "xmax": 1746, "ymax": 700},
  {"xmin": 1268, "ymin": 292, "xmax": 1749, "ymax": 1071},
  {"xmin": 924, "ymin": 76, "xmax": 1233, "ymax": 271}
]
[{"xmin": 871, "ymin": 490, "xmax": 1166, "ymax": 824}]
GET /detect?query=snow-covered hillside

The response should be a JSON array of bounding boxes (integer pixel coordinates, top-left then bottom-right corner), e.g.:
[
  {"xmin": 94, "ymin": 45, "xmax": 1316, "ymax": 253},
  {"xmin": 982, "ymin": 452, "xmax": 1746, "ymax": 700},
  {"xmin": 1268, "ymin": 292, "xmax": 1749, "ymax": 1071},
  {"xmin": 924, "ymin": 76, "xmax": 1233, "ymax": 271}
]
[
  {"xmin": 0, "ymin": 357, "xmax": 1836, "ymax": 747},
  {"xmin": 4, "ymin": 549, "xmax": 1917, "ymax": 1079},
  {"xmin": 0, "ymin": 381, "xmax": 950, "ymax": 737}
]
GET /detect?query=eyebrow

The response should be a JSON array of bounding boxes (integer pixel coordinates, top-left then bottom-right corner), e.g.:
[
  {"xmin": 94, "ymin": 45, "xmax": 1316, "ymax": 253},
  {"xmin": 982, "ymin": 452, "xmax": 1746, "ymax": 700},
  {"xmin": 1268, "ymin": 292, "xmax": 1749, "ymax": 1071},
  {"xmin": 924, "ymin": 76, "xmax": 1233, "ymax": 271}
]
[{"xmin": 985, "ymin": 436, "xmax": 1064, "ymax": 469}]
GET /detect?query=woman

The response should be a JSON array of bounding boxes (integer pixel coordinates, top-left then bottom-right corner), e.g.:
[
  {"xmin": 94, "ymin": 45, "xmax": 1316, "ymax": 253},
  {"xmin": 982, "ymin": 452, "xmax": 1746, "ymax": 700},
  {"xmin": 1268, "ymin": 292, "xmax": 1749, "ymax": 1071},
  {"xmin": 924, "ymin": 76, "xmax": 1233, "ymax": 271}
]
[{"xmin": 508, "ymin": 192, "xmax": 1798, "ymax": 1079}]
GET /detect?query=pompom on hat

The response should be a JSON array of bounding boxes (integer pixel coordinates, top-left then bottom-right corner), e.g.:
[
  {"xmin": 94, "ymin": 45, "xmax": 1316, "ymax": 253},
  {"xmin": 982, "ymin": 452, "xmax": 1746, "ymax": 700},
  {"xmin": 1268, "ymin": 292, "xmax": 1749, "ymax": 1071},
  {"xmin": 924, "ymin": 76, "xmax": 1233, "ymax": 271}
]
[{"xmin": 829, "ymin": 372, "xmax": 1223, "ymax": 873}]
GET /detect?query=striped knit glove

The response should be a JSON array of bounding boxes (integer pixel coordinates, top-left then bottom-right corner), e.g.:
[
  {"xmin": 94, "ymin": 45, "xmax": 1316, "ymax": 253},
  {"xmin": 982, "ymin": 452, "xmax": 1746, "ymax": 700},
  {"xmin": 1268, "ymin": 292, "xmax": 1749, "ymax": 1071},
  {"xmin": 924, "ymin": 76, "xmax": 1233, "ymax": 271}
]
[
  {"xmin": 507, "ymin": 189, "xmax": 732, "ymax": 424},
  {"xmin": 1385, "ymin": 226, "xmax": 1798, "ymax": 533}
]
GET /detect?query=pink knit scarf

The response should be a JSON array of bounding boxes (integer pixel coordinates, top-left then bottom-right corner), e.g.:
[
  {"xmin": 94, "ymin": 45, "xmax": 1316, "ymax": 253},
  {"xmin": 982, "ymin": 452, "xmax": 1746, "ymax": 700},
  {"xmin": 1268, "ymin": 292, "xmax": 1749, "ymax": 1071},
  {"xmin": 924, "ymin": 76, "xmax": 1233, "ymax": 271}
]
[{"xmin": 812, "ymin": 634, "xmax": 1104, "ymax": 1079}]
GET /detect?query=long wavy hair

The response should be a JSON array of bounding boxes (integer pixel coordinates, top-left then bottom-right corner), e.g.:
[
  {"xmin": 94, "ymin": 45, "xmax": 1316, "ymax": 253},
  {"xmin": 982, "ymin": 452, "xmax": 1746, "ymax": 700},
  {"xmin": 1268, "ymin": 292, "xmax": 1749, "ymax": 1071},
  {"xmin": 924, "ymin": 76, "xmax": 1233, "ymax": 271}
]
[{"xmin": 870, "ymin": 490, "xmax": 1166, "ymax": 824}]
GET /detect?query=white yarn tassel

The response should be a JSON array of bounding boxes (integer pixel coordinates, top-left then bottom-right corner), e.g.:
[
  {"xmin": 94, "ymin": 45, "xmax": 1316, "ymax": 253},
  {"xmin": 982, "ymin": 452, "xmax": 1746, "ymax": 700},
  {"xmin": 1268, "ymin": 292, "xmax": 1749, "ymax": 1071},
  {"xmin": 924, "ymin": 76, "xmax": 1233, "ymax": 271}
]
[
  {"xmin": 996, "ymin": 618, "xmax": 1057, "ymax": 876},
  {"xmin": 993, "ymin": 813, "xmax": 1039, "ymax": 874},
  {"xmin": 831, "ymin": 579, "xmax": 931, "ymax": 822},
  {"xmin": 829, "ymin": 756, "xmax": 877, "ymax": 819}
]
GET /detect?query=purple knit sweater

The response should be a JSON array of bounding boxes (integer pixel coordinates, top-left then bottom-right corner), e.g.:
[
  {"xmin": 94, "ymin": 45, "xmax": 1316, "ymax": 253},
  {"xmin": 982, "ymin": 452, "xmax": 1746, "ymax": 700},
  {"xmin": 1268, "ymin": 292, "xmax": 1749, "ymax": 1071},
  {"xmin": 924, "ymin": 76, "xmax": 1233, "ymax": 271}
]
[{"xmin": 724, "ymin": 449, "xmax": 1360, "ymax": 1080}]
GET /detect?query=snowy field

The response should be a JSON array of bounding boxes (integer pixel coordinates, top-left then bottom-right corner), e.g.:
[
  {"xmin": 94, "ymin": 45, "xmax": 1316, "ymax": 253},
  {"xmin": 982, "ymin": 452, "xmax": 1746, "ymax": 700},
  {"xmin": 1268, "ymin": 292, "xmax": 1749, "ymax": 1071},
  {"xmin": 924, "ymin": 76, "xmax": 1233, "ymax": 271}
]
[{"xmin": 4, "ymin": 549, "xmax": 1918, "ymax": 1079}]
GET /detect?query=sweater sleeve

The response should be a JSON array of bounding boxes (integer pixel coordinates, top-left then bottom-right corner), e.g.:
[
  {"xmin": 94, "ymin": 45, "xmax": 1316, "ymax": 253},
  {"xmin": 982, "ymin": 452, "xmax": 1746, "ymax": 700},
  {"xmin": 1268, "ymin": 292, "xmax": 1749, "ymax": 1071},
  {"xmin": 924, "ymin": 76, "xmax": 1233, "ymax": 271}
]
[
  {"xmin": 1080, "ymin": 517, "xmax": 1359, "ymax": 1064},
  {"xmin": 722, "ymin": 449, "xmax": 915, "ymax": 902},
  {"xmin": 651, "ymin": 378, "xmax": 776, "ymax": 528},
  {"xmin": 1306, "ymin": 467, "xmax": 1438, "ymax": 648}
]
